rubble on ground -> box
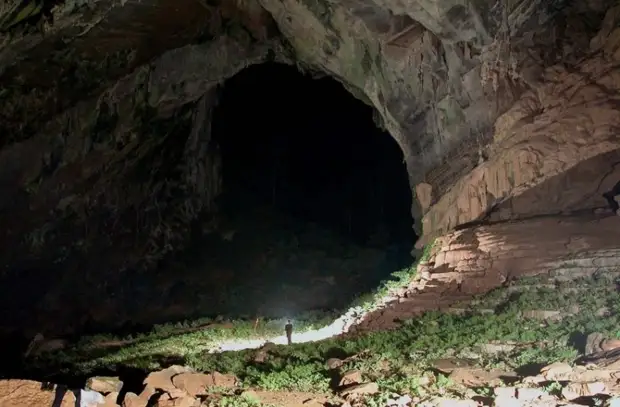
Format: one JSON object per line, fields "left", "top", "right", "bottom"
{"left": 5, "top": 332, "right": 620, "bottom": 406}
{"left": 0, "top": 365, "right": 238, "bottom": 407}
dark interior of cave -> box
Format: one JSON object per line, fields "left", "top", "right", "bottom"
{"left": 173, "top": 62, "right": 416, "bottom": 318}
{"left": 214, "top": 62, "right": 413, "bottom": 246}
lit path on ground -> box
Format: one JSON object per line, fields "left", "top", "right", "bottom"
{"left": 208, "top": 292, "right": 401, "bottom": 353}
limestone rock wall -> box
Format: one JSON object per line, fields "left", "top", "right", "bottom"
{"left": 422, "top": 216, "right": 620, "bottom": 290}
{"left": 418, "top": 5, "right": 620, "bottom": 242}
{"left": 354, "top": 215, "right": 620, "bottom": 332}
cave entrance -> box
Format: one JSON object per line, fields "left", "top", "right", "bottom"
{"left": 192, "top": 62, "right": 416, "bottom": 318}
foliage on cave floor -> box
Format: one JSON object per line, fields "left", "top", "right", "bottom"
{"left": 28, "top": 255, "right": 424, "bottom": 375}
{"left": 31, "top": 236, "right": 431, "bottom": 375}
{"left": 28, "top": 270, "right": 620, "bottom": 404}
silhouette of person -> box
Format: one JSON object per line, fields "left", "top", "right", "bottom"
{"left": 285, "top": 319, "right": 293, "bottom": 345}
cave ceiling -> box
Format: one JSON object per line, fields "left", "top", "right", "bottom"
{"left": 2, "top": 0, "right": 606, "bottom": 158}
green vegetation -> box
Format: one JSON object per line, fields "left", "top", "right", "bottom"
{"left": 31, "top": 243, "right": 429, "bottom": 374}
{"left": 349, "top": 239, "right": 434, "bottom": 311}
{"left": 28, "top": 270, "right": 620, "bottom": 404}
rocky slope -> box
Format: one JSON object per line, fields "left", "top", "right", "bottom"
{"left": 353, "top": 215, "right": 620, "bottom": 334}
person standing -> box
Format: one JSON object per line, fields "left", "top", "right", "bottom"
{"left": 285, "top": 319, "right": 293, "bottom": 345}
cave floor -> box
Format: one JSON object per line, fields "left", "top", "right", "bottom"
{"left": 18, "top": 254, "right": 620, "bottom": 406}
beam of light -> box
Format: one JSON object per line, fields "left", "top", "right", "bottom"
{"left": 208, "top": 290, "right": 402, "bottom": 353}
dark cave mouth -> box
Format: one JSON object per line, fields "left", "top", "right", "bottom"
{"left": 181, "top": 62, "right": 418, "bottom": 318}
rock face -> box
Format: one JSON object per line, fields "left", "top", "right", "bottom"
{"left": 420, "top": 24, "right": 620, "bottom": 240}
{"left": 354, "top": 215, "right": 620, "bottom": 333}
{"left": 0, "top": 0, "right": 619, "bottom": 336}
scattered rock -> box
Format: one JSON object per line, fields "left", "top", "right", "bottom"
{"left": 144, "top": 365, "right": 193, "bottom": 394}
{"left": 0, "top": 380, "right": 77, "bottom": 407}
{"left": 566, "top": 366, "right": 618, "bottom": 382}
{"left": 96, "top": 367, "right": 240, "bottom": 407}
{"left": 122, "top": 392, "right": 144, "bottom": 407}
{"left": 493, "top": 387, "right": 522, "bottom": 407}
{"left": 339, "top": 382, "right": 379, "bottom": 397}
{"left": 326, "top": 358, "right": 344, "bottom": 369}
{"left": 449, "top": 367, "right": 512, "bottom": 387}
{"left": 601, "top": 339, "right": 620, "bottom": 351}
{"left": 583, "top": 332, "right": 620, "bottom": 354}
{"left": 578, "top": 347, "right": 620, "bottom": 370}
{"left": 100, "top": 392, "right": 120, "bottom": 407}
{"left": 171, "top": 371, "right": 237, "bottom": 397}
{"left": 154, "top": 394, "right": 199, "bottom": 407}
{"left": 516, "top": 387, "right": 550, "bottom": 401}
{"left": 339, "top": 370, "right": 363, "bottom": 387}
{"left": 493, "top": 395, "right": 518, "bottom": 407}
{"left": 206, "top": 371, "right": 238, "bottom": 389}
{"left": 561, "top": 382, "right": 606, "bottom": 400}
{"left": 494, "top": 387, "right": 517, "bottom": 398}
{"left": 86, "top": 376, "right": 124, "bottom": 394}
{"left": 586, "top": 332, "right": 607, "bottom": 355}
{"left": 81, "top": 390, "right": 106, "bottom": 406}
{"left": 540, "top": 362, "right": 573, "bottom": 380}
{"left": 171, "top": 373, "right": 211, "bottom": 397}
